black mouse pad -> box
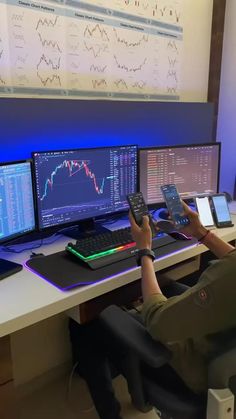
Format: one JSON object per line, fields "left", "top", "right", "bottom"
{"left": 26, "top": 250, "right": 137, "bottom": 290}
{"left": 25, "top": 238, "right": 197, "bottom": 291}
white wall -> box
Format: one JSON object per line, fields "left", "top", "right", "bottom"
{"left": 217, "top": 0, "right": 236, "bottom": 196}
{"left": 181, "top": 0, "right": 213, "bottom": 102}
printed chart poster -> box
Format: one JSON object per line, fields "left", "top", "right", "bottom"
{"left": 0, "top": 2, "right": 12, "bottom": 92}
{"left": 66, "top": 10, "right": 113, "bottom": 94}
{"left": 7, "top": 0, "right": 67, "bottom": 94}
{"left": 65, "top": 8, "right": 182, "bottom": 100}
{"left": 77, "top": 0, "right": 182, "bottom": 26}
{"left": 1, "top": 0, "right": 183, "bottom": 99}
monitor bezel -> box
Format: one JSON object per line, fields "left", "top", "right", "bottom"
{"left": 32, "top": 145, "right": 138, "bottom": 232}
{"left": 0, "top": 159, "right": 36, "bottom": 245}
{"left": 138, "top": 142, "right": 221, "bottom": 207}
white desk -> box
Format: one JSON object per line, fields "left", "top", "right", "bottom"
{"left": 0, "top": 217, "right": 236, "bottom": 418}
{"left": 1, "top": 215, "right": 236, "bottom": 338}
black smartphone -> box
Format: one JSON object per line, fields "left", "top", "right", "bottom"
{"left": 127, "top": 192, "right": 156, "bottom": 237}
{"left": 160, "top": 184, "right": 190, "bottom": 229}
{"left": 211, "top": 194, "right": 234, "bottom": 228}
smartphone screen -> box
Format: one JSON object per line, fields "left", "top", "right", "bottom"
{"left": 195, "top": 196, "right": 214, "bottom": 227}
{"left": 212, "top": 195, "right": 231, "bottom": 224}
{"left": 127, "top": 192, "right": 156, "bottom": 237}
{"left": 161, "top": 184, "right": 189, "bottom": 228}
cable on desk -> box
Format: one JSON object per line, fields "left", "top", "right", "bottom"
{"left": 0, "top": 225, "right": 75, "bottom": 254}
{"left": 1, "top": 240, "right": 43, "bottom": 254}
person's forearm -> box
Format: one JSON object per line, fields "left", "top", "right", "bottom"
{"left": 200, "top": 230, "right": 235, "bottom": 259}
{"left": 141, "top": 256, "right": 162, "bottom": 301}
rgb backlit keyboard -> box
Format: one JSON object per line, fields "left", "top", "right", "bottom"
{"left": 66, "top": 227, "right": 135, "bottom": 262}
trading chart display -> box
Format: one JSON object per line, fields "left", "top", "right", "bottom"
{"left": 139, "top": 144, "right": 220, "bottom": 205}
{"left": 0, "top": 0, "right": 183, "bottom": 100}
{"left": 0, "top": 161, "right": 35, "bottom": 243}
{"left": 33, "top": 146, "right": 137, "bottom": 229}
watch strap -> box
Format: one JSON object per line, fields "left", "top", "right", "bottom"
{"left": 136, "top": 248, "right": 155, "bottom": 266}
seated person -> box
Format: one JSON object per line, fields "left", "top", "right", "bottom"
{"left": 69, "top": 202, "right": 236, "bottom": 419}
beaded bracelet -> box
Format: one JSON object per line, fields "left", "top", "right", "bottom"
{"left": 198, "top": 229, "right": 210, "bottom": 242}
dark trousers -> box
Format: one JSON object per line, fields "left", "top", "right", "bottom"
{"left": 69, "top": 281, "right": 189, "bottom": 419}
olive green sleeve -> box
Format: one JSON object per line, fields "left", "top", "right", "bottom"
{"left": 142, "top": 292, "right": 187, "bottom": 343}
{"left": 142, "top": 293, "right": 168, "bottom": 340}
{"left": 142, "top": 250, "right": 236, "bottom": 344}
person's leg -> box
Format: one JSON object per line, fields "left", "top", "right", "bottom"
{"left": 156, "top": 272, "right": 189, "bottom": 298}
{"left": 69, "top": 318, "right": 122, "bottom": 419}
{"left": 161, "top": 280, "right": 189, "bottom": 298}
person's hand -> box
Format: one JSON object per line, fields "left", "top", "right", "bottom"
{"left": 129, "top": 211, "right": 152, "bottom": 250}
{"left": 179, "top": 201, "right": 207, "bottom": 239}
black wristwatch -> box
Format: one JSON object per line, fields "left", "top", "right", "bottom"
{"left": 136, "top": 248, "right": 155, "bottom": 266}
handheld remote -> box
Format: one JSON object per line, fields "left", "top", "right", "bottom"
{"left": 127, "top": 192, "right": 156, "bottom": 237}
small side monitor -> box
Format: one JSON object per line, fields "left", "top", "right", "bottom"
{"left": 0, "top": 160, "right": 36, "bottom": 245}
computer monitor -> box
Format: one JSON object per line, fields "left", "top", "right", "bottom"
{"left": 0, "top": 160, "right": 36, "bottom": 278}
{"left": 139, "top": 143, "right": 221, "bottom": 205}
{"left": 32, "top": 145, "right": 137, "bottom": 235}
{"left": 0, "top": 160, "right": 36, "bottom": 244}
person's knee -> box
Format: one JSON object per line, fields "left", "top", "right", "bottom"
{"left": 161, "top": 279, "right": 189, "bottom": 298}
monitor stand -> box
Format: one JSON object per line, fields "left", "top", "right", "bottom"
{"left": 0, "top": 258, "right": 23, "bottom": 280}
{"left": 61, "top": 219, "right": 109, "bottom": 240}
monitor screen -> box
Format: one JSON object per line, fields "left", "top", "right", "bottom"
{"left": 0, "top": 161, "right": 35, "bottom": 244}
{"left": 33, "top": 145, "right": 137, "bottom": 230}
{"left": 139, "top": 143, "right": 220, "bottom": 205}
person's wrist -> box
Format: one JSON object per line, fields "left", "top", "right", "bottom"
{"left": 136, "top": 248, "right": 155, "bottom": 266}
{"left": 193, "top": 226, "right": 208, "bottom": 240}
{"left": 141, "top": 255, "right": 154, "bottom": 264}
{"left": 199, "top": 229, "right": 212, "bottom": 243}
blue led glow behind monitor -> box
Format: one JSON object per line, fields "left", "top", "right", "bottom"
{"left": 0, "top": 160, "right": 36, "bottom": 245}
{"left": 32, "top": 145, "right": 137, "bottom": 235}
{"left": 139, "top": 143, "right": 221, "bottom": 205}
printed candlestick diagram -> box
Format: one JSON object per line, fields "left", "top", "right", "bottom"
{"left": 6, "top": 1, "right": 66, "bottom": 91}
{"left": 1, "top": 0, "right": 183, "bottom": 98}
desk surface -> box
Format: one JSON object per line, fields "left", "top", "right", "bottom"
{"left": 0, "top": 216, "right": 236, "bottom": 338}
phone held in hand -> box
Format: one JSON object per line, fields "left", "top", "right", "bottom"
{"left": 160, "top": 184, "right": 190, "bottom": 229}
{"left": 211, "top": 194, "right": 234, "bottom": 228}
{"left": 127, "top": 192, "right": 156, "bottom": 237}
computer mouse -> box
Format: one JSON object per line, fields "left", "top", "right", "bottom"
{"left": 155, "top": 220, "right": 192, "bottom": 240}
{"left": 168, "top": 231, "right": 192, "bottom": 241}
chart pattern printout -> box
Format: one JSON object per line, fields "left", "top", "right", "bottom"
{"left": 33, "top": 146, "right": 137, "bottom": 229}
{"left": 0, "top": 0, "right": 183, "bottom": 100}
